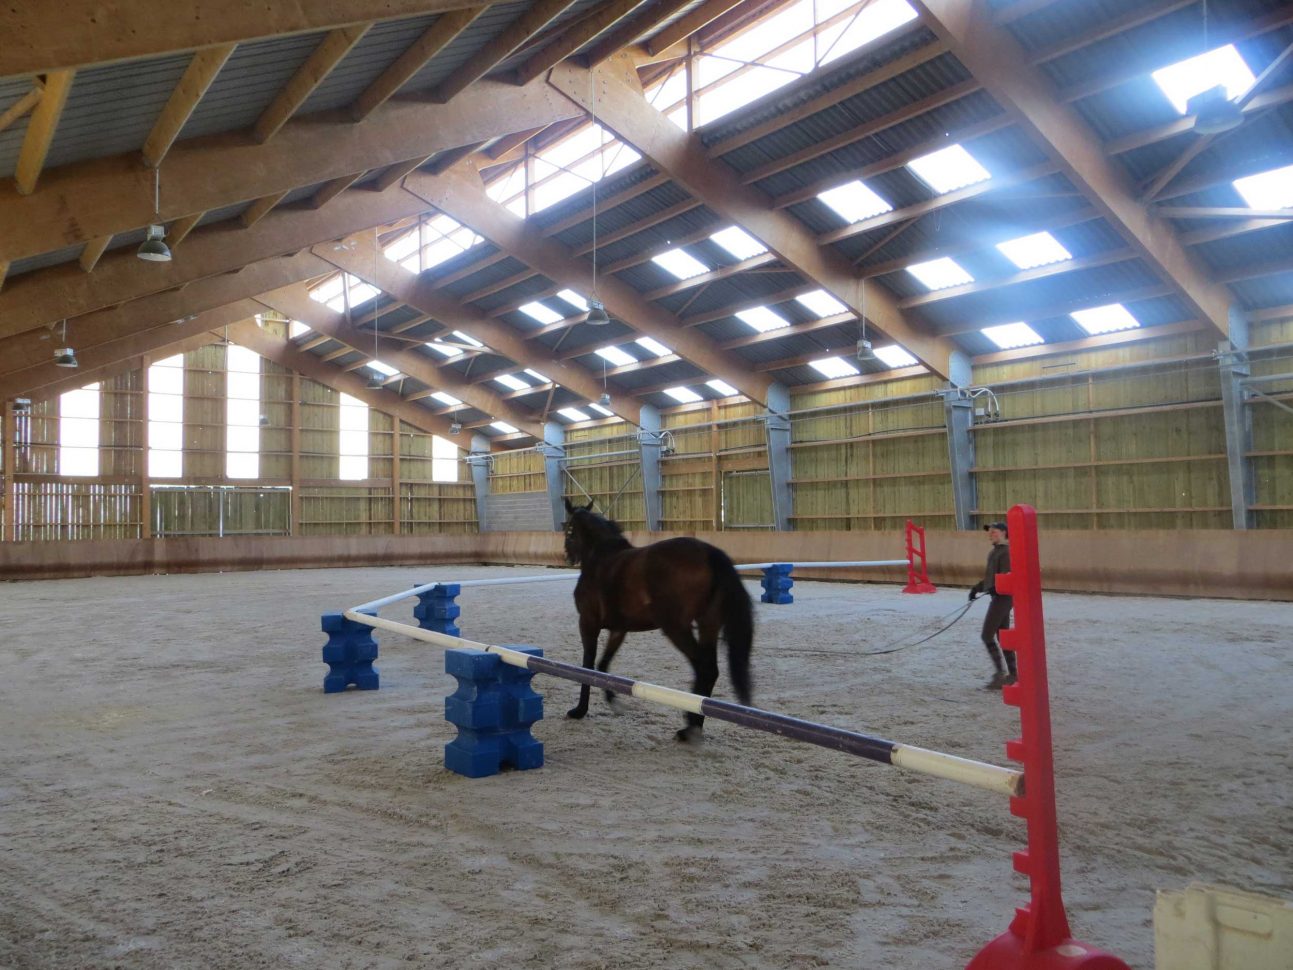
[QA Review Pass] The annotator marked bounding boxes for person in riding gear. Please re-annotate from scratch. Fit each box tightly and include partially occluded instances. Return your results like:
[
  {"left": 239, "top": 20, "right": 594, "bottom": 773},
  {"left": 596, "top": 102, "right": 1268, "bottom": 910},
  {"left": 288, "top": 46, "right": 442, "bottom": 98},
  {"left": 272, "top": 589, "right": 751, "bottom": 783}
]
[{"left": 969, "top": 522, "right": 1015, "bottom": 690}]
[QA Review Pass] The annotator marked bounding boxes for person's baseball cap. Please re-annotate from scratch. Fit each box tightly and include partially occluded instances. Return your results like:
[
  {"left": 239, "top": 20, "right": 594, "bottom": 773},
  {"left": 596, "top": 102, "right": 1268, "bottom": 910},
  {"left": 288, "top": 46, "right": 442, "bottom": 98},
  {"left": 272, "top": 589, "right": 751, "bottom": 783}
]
[{"left": 984, "top": 521, "right": 1008, "bottom": 534}]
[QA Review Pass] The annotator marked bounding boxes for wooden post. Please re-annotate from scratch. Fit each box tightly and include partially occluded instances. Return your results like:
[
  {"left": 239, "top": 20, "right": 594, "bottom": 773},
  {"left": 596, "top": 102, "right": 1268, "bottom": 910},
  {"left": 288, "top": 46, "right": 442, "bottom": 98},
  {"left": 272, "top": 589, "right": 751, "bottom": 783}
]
[
  {"left": 709, "top": 401, "right": 720, "bottom": 530},
  {"left": 2, "top": 399, "right": 14, "bottom": 542},
  {"left": 138, "top": 355, "right": 152, "bottom": 539},
  {"left": 391, "top": 418, "right": 402, "bottom": 536},
  {"left": 290, "top": 374, "right": 301, "bottom": 536}
]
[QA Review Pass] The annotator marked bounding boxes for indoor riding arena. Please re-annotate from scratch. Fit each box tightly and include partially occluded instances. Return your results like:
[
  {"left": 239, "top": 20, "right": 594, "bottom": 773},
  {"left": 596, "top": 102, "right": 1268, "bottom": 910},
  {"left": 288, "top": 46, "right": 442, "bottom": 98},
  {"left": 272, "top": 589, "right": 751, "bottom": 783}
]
[{"left": 1, "top": 2, "right": 1290, "bottom": 968}]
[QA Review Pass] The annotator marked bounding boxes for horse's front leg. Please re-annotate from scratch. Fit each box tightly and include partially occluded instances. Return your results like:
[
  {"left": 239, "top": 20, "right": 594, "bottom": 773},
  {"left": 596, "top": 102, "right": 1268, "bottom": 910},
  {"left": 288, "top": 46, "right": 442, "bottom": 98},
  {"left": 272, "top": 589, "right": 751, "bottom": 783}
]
[
  {"left": 567, "top": 618, "right": 602, "bottom": 719},
  {"left": 598, "top": 630, "right": 627, "bottom": 708}
]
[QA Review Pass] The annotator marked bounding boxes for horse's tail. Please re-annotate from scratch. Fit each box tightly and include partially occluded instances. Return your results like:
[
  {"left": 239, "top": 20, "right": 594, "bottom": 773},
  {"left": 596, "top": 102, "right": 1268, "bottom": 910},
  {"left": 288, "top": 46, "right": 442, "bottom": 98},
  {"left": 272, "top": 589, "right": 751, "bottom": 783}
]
[{"left": 708, "top": 545, "right": 754, "bottom": 706}]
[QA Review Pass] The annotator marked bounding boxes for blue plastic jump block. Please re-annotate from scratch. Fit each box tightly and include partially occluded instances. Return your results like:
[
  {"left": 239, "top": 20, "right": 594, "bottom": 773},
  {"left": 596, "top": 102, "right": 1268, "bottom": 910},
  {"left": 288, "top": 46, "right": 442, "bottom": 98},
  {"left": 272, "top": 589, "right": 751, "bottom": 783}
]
[
  {"left": 444, "top": 645, "right": 544, "bottom": 779},
  {"left": 760, "top": 563, "right": 795, "bottom": 605},
  {"left": 321, "top": 609, "right": 380, "bottom": 693},
  {"left": 414, "top": 582, "right": 462, "bottom": 637}
]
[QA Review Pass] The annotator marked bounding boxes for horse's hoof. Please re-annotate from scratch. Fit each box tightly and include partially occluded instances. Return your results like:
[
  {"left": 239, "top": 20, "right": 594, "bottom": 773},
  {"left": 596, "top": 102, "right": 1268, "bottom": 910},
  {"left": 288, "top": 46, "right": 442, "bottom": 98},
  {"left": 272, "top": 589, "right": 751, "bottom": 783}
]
[
  {"left": 566, "top": 707, "right": 588, "bottom": 720},
  {"left": 675, "top": 726, "right": 703, "bottom": 743}
]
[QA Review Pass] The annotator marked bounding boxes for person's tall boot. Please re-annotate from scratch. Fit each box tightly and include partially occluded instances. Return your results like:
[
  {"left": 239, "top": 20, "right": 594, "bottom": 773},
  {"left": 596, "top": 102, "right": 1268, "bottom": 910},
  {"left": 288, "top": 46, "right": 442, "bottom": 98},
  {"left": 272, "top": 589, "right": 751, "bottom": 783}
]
[
  {"left": 984, "top": 643, "right": 1008, "bottom": 690},
  {"left": 1003, "top": 648, "right": 1018, "bottom": 686}
]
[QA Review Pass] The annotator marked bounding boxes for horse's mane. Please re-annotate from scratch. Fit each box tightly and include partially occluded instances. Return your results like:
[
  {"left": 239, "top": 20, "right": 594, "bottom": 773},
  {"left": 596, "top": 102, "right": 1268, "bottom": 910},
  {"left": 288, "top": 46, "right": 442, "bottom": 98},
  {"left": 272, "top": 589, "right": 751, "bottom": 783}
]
[{"left": 576, "top": 508, "right": 625, "bottom": 539}]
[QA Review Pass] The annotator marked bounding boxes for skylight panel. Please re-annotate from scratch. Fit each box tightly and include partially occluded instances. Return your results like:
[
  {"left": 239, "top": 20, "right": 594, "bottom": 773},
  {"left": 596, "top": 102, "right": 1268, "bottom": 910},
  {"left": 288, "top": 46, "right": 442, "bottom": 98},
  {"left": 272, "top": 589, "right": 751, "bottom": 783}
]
[
  {"left": 817, "top": 180, "right": 893, "bottom": 223},
  {"left": 452, "top": 331, "right": 483, "bottom": 347},
  {"left": 491, "top": 421, "right": 519, "bottom": 434},
  {"left": 588, "top": 402, "right": 614, "bottom": 416},
  {"left": 710, "top": 226, "right": 767, "bottom": 260},
  {"left": 663, "top": 386, "right": 703, "bottom": 403},
  {"left": 818, "top": 0, "right": 919, "bottom": 67},
  {"left": 1151, "top": 45, "right": 1254, "bottom": 115},
  {"left": 1071, "top": 304, "right": 1140, "bottom": 335},
  {"left": 996, "top": 232, "right": 1072, "bottom": 270},
  {"left": 981, "top": 323, "right": 1044, "bottom": 349},
  {"left": 1233, "top": 164, "right": 1293, "bottom": 210},
  {"left": 808, "top": 356, "right": 861, "bottom": 379},
  {"left": 524, "top": 369, "right": 551, "bottom": 383},
  {"left": 652, "top": 248, "right": 710, "bottom": 280},
  {"left": 905, "top": 257, "right": 974, "bottom": 290},
  {"left": 795, "top": 290, "right": 849, "bottom": 318},
  {"left": 706, "top": 378, "right": 739, "bottom": 397},
  {"left": 426, "top": 341, "right": 462, "bottom": 358},
  {"left": 430, "top": 392, "right": 463, "bottom": 406},
  {"left": 906, "top": 145, "right": 991, "bottom": 194},
  {"left": 367, "top": 361, "right": 399, "bottom": 377},
  {"left": 519, "top": 301, "right": 563, "bottom": 325},
  {"left": 558, "top": 407, "right": 590, "bottom": 422},
  {"left": 289, "top": 320, "right": 311, "bottom": 339},
  {"left": 736, "top": 306, "right": 790, "bottom": 333},
  {"left": 635, "top": 336, "right": 672, "bottom": 357},
  {"left": 383, "top": 232, "right": 419, "bottom": 262},
  {"left": 557, "top": 289, "right": 589, "bottom": 311},
  {"left": 595, "top": 346, "right": 636, "bottom": 367},
  {"left": 873, "top": 345, "right": 919, "bottom": 368},
  {"left": 494, "top": 373, "right": 531, "bottom": 391}
]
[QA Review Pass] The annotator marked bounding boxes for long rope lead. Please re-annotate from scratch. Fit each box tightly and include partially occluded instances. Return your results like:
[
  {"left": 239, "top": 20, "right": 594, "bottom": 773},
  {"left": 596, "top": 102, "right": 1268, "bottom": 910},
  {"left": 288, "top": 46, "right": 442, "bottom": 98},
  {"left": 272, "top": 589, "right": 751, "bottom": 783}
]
[{"left": 854, "top": 597, "right": 980, "bottom": 656}]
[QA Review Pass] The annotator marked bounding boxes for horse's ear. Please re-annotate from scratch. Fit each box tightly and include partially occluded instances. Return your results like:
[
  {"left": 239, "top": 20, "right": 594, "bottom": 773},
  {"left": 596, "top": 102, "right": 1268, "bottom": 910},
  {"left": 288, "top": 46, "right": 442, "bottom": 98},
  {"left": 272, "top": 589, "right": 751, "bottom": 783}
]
[
  {"left": 563, "top": 497, "right": 575, "bottom": 514},
  {"left": 583, "top": 499, "right": 595, "bottom": 511}
]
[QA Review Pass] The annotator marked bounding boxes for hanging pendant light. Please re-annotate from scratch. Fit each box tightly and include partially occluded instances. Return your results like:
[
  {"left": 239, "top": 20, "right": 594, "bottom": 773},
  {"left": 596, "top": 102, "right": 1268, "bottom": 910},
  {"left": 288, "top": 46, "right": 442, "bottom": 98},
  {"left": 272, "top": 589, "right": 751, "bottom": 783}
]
[
  {"left": 137, "top": 168, "right": 172, "bottom": 262},
  {"left": 586, "top": 299, "right": 610, "bottom": 325},
  {"left": 856, "top": 284, "right": 876, "bottom": 363},
  {"left": 1189, "top": 85, "right": 1242, "bottom": 135},
  {"left": 53, "top": 319, "right": 78, "bottom": 368}
]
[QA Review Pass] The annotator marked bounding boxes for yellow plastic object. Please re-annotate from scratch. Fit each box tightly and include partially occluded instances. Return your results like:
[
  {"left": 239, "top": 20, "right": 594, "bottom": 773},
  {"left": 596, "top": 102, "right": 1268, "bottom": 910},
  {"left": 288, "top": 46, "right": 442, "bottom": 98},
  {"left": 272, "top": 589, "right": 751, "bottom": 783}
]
[{"left": 1155, "top": 883, "right": 1293, "bottom": 970}]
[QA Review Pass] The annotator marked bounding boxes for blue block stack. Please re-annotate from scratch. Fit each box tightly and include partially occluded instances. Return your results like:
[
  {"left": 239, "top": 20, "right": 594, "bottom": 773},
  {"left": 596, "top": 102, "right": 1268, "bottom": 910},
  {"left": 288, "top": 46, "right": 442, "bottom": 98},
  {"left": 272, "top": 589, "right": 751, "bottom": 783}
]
[
  {"left": 443, "top": 646, "right": 545, "bottom": 779},
  {"left": 760, "top": 563, "right": 795, "bottom": 605},
  {"left": 321, "top": 609, "right": 380, "bottom": 693},
  {"left": 414, "top": 582, "right": 462, "bottom": 637}
]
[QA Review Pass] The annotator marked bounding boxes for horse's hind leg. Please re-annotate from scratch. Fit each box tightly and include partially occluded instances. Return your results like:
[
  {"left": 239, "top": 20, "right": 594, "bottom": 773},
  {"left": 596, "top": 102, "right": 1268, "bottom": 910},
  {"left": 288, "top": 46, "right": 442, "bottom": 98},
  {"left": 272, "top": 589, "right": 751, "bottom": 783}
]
[
  {"left": 567, "top": 619, "right": 601, "bottom": 720},
  {"left": 598, "top": 630, "right": 627, "bottom": 708},
  {"left": 662, "top": 623, "right": 719, "bottom": 743}
]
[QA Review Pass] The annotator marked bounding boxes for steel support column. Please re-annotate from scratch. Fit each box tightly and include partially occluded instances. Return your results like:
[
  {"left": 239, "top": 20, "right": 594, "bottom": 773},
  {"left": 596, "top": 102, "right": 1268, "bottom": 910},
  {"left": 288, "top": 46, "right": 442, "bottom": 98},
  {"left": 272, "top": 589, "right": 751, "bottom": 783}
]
[
  {"left": 1218, "top": 307, "right": 1254, "bottom": 529},
  {"left": 938, "top": 351, "right": 977, "bottom": 531},
  {"left": 764, "top": 382, "right": 793, "bottom": 531},
  {"left": 540, "top": 421, "right": 567, "bottom": 531},
  {"left": 638, "top": 404, "right": 663, "bottom": 532},
  {"left": 467, "top": 432, "right": 491, "bottom": 532}
]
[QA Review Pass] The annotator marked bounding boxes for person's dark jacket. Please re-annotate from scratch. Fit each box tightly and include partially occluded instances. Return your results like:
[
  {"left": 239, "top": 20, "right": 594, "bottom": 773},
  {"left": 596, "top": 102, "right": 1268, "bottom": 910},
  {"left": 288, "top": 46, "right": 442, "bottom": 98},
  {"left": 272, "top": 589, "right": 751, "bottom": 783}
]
[{"left": 971, "top": 543, "right": 1011, "bottom": 598}]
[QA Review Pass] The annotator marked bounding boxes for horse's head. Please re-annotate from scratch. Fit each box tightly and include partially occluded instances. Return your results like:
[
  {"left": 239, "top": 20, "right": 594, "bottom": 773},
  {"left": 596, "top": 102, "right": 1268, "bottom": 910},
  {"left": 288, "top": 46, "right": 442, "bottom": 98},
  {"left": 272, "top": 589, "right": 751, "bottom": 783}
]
[{"left": 562, "top": 497, "right": 622, "bottom": 565}]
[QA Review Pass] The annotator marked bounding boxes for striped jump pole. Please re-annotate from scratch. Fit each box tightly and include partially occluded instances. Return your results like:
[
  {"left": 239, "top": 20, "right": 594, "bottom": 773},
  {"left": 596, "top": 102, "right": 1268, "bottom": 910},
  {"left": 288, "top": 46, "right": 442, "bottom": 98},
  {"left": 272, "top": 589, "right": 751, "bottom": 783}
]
[{"left": 344, "top": 609, "right": 1022, "bottom": 798}]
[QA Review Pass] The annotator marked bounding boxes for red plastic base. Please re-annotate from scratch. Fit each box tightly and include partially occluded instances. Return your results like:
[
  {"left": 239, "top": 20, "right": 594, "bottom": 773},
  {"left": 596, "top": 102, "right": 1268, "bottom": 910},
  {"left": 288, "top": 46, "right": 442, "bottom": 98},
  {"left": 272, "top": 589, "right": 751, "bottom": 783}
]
[
  {"left": 967, "top": 932, "right": 1132, "bottom": 969},
  {"left": 902, "top": 581, "right": 937, "bottom": 594}
]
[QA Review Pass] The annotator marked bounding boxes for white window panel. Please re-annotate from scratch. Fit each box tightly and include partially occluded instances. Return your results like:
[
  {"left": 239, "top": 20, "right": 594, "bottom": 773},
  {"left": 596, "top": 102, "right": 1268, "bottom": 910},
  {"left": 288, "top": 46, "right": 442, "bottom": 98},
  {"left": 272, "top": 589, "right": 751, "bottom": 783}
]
[
  {"left": 532, "top": 167, "right": 589, "bottom": 212},
  {"left": 652, "top": 248, "right": 710, "bottom": 280},
  {"left": 1071, "top": 304, "right": 1140, "bottom": 335},
  {"left": 817, "top": 0, "right": 918, "bottom": 67},
  {"left": 905, "top": 257, "right": 974, "bottom": 290},
  {"left": 635, "top": 336, "right": 672, "bottom": 357},
  {"left": 226, "top": 452, "right": 258, "bottom": 479},
  {"left": 595, "top": 346, "right": 636, "bottom": 366},
  {"left": 61, "top": 448, "right": 98, "bottom": 477},
  {"left": 558, "top": 407, "right": 590, "bottom": 421},
  {"left": 557, "top": 289, "right": 588, "bottom": 311},
  {"left": 339, "top": 455, "right": 367, "bottom": 481},
  {"left": 996, "top": 232, "right": 1072, "bottom": 269},
  {"left": 431, "top": 391, "right": 463, "bottom": 406},
  {"left": 491, "top": 421, "right": 520, "bottom": 433},
  {"left": 227, "top": 426, "right": 259, "bottom": 454},
  {"left": 289, "top": 320, "right": 311, "bottom": 338},
  {"left": 1233, "top": 164, "right": 1293, "bottom": 209},
  {"left": 519, "top": 302, "right": 563, "bottom": 325},
  {"left": 383, "top": 231, "right": 419, "bottom": 262},
  {"left": 808, "top": 356, "right": 860, "bottom": 379},
  {"left": 663, "top": 386, "right": 703, "bottom": 403},
  {"left": 817, "top": 180, "right": 893, "bottom": 223},
  {"left": 706, "top": 378, "right": 739, "bottom": 396},
  {"left": 60, "top": 386, "right": 100, "bottom": 419},
  {"left": 227, "top": 345, "right": 259, "bottom": 372},
  {"left": 737, "top": 306, "right": 790, "bottom": 332},
  {"left": 873, "top": 345, "right": 919, "bottom": 368},
  {"left": 1152, "top": 45, "right": 1254, "bottom": 114},
  {"left": 432, "top": 435, "right": 457, "bottom": 483},
  {"left": 227, "top": 398, "right": 260, "bottom": 428},
  {"left": 149, "top": 364, "right": 183, "bottom": 395},
  {"left": 495, "top": 373, "right": 531, "bottom": 391},
  {"left": 226, "top": 371, "right": 260, "bottom": 401},
  {"left": 710, "top": 226, "right": 767, "bottom": 260},
  {"left": 795, "top": 289, "right": 849, "bottom": 317},
  {"left": 339, "top": 429, "right": 368, "bottom": 456},
  {"left": 906, "top": 144, "right": 991, "bottom": 193},
  {"left": 981, "top": 322, "right": 1044, "bottom": 349},
  {"left": 149, "top": 422, "right": 183, "bottom": 450},
  {"left": 148, "top": 392, "right": 180, "bottom": 416},
  {"left": 150, "top": 451, "right": 182, "bottom": 479}
]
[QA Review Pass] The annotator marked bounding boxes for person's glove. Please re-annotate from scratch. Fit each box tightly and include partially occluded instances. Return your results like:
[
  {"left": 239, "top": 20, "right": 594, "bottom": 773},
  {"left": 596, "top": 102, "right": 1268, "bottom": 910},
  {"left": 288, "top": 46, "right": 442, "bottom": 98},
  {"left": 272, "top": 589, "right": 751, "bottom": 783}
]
[{"left": 968, "top": 582, "right": 983, "bottom": 602}]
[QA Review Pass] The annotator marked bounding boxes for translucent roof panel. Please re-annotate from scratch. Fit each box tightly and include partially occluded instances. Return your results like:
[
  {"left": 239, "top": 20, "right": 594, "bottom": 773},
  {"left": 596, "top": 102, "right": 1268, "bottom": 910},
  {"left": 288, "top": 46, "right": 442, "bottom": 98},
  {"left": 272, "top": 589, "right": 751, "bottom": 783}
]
[
  {"left": 808, "top": 356, "right": 861, "bottom": 379},
  {"left": 996, "top": 232, "right": 1072, "bottom": 270},
  {"left": 817, "top": 180, "right": 893, "bottom": 223},
  {"left": 873, "top": 345, "right": 919, "bottom": 368},
  {"left": 710, "top": 226, "right": 768, "bottom": 260},
  {"left": 1233, "top": 165, "right": 1293, "bottom": 210},
  {"left": 906, "top": 144, "right": 991, "bottom": 194},
  {"left": 1071, "top": 304, "right": 1140, "bottom": 335},
  {"left": 1151, "top": 45, "right": 1254, "bottom": 115},
  {"left": 981, "top": 323, "right": 1044, "bottom": 349},
  {"left": 736, "top": 306, "right": 791, "bottom": 332},
  {"left": 663, "top": 386, "right": 703, "bottom": 403},
  {"left": 905, "top": 257, "right": 974, "bottom": 290}
]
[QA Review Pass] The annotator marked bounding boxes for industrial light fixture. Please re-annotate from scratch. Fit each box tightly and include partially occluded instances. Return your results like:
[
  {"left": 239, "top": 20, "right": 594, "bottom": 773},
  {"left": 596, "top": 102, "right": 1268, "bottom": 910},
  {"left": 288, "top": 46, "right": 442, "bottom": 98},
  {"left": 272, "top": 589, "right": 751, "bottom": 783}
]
[
  {"left": 597, "top": 391, "right": 612, "bottom": 408},
  {"left": 449, "top": 421, "right": 463, "bottom": 436},
  {"left": 856, "top": 284, "right": 876, "bottom": 363},
  {"left": 137, "top": 168, "right": 172, "bottom": 262},
  {"left": 1188, "top": 85, "right": 1243, "bottom": 134},
  {"left": 13, "top": 398, "right": 32, "bottom": 412},
  {"left": 586, "top": 299, "right": 610, "bottom": 326},
  {"left": 53, "top": 320, "right": 78, "bottom": 368},
  {"left": 365, "top": 372, "right": 385, "bottom": 390}
]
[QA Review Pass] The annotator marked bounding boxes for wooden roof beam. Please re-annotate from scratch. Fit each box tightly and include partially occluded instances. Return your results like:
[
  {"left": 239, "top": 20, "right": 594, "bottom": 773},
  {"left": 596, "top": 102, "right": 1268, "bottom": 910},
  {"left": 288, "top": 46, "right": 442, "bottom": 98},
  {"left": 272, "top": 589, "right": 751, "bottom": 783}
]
[
  {"left": 584, "top": 0, "right": 694, "bottom": 69},
  {"left": 405, "top": 165, "right": 776, "bottom": 404},
  {"left": 254, "top": 26, "right": 370, "bottom": 143},
  {"left": 547, "top": 59, "right": 957, "bottom": 380},
  {"left": 514, "top": 0, "right": 654, "bottom": 85},
  {"left": 78, "top": 235, "right": 112, "bottom": 273},
  {"left": 913, "top": 0, "right": 1233, "bottom": 339},
  {"left": 14, "top": 70, "right": 73, "bottom": 195},
  {"left": 0, "top": 77, "right": 582, "bottom": 264},
  {"left": 350, "top": 9, "right": 484, "bottom": 121},
  {"left": 0, "top": 1, "right": 492, "bottom": 77},
  {"left": 142, "top": 45, "right": 235, "bottom": 167},
  {"left": 0, "top": 85, "right": 42, "bottom": 134}
]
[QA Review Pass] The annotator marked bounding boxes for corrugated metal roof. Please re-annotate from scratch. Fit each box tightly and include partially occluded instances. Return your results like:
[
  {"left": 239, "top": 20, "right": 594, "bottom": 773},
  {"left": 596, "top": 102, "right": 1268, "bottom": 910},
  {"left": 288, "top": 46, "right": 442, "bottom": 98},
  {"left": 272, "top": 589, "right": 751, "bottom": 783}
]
[
  {"left": 298, "top": 14, "right": 446, "bottom": 117},
  {"left": 38, "top": 54, "right": 191, "bottom": 172},
  {"left": 469, "top": 271, "right": 555, "bottom": 314},
  {"left": 397, "top": 2, "right": 534, "bottom": 93},
  {"left": 6, "top": 242, "right": 83, "bottom": 277},
  {"left": 491, "top": 0, "right": 620, "bottom": 74},
  {"left": 178, "top": 33, "right": 324, "bottom": 141},
  {"left": 0, "top": 75, "right": 35, "bottom": 179}
]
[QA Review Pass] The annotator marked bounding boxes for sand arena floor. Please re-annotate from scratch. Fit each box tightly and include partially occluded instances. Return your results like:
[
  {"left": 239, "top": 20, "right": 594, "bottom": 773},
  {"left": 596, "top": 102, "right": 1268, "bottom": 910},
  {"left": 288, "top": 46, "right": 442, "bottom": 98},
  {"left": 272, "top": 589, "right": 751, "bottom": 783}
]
[{"left": 1, "top": 564, "right": 1289, "bottom": 969}]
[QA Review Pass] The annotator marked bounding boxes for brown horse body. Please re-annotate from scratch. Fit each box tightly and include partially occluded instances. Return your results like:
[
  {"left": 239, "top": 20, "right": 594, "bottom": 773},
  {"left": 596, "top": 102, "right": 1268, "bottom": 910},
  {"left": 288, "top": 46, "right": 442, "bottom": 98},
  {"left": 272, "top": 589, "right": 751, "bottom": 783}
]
[{"left": 562, "top": 499, "right": 754, "bottom": 741}]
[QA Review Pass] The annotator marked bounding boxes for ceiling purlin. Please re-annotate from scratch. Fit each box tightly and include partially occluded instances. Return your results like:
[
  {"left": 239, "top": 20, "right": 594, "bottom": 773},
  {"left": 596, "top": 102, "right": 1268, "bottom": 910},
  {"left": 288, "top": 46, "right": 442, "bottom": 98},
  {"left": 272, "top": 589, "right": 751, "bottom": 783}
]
[
  {"left": 319, "top": 234, "right": 644, "bottom": 426},
  {"left": 912, "top": 0, "right": 1233, "bottom": 340},
  {"left": 514, "top": 0, "right": 657, "bottom": 86},
  {"left": 547, "top": 59, "right": 956, "bottom": 379},
  {"left": 14, "top": 70, "right": 73, "bottom": 195},
  {"left": 404, "top": 165, "right": 776, "bottom": 405},
  {"left": 142, "top": 46, "right": 236, "bottom": 168},
  {"left": 253, "top": 284, "right": 545, "bottom": 439},
  {"left": 583, "top": 0, "right": 696, "bottom": 69}
]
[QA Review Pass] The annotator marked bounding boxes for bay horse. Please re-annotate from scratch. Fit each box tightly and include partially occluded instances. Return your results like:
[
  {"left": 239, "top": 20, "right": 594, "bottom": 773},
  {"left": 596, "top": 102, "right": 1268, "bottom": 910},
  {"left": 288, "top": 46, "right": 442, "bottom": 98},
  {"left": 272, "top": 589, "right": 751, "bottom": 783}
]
[{"left": 562, "top": 498, "right": 754, "bottom": 742}]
